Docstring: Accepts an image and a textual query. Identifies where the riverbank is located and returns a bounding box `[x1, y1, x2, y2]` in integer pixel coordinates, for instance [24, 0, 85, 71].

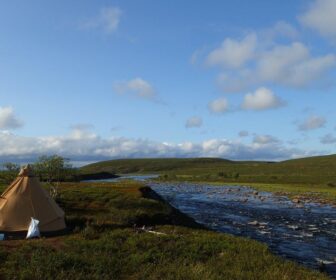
[209, 181, 336, 206]
[232, 182, 336, 206]
[0, 181, 330, 279]
[155, 177, 336, 206]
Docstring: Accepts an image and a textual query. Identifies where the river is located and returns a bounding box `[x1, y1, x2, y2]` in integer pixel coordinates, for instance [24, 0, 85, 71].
[87, 175, 336, 277]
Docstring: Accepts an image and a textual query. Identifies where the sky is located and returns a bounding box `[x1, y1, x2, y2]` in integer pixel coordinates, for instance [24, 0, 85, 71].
[1, 0, 336, 164]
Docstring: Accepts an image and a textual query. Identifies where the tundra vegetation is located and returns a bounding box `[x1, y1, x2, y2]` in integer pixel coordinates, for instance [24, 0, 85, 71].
[0, 181, 330, 279]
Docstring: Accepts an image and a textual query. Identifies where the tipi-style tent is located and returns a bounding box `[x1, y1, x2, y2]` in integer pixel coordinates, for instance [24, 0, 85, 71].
[0, 165, 66, 233]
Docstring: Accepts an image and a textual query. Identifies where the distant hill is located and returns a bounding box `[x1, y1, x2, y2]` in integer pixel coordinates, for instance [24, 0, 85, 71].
[80, 155, 336, 185]
[81, 158, 232, 174]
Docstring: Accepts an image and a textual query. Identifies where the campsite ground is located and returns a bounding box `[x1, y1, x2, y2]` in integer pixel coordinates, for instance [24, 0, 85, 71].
[0, 181, 331, 279]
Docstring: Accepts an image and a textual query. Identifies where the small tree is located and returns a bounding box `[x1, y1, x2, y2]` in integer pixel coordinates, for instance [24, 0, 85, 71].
[2, 162, 20, 172]
[33, 155, 74, 198]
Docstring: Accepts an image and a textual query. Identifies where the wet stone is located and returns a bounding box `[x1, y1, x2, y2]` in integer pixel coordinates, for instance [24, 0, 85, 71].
[248, 220, 259, 226]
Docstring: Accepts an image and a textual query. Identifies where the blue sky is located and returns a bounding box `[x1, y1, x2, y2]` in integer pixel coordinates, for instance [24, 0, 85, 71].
[1, 0, 336, 164]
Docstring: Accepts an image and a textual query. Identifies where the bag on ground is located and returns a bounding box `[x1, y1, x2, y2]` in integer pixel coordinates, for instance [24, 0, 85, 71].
[26, 218, 40, 239]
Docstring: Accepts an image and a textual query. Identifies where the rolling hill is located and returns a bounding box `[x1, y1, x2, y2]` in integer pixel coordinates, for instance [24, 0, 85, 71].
[80, 155, 336, 185]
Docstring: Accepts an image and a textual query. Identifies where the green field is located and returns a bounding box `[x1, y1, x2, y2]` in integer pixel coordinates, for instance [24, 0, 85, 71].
[0, 181, 330, 279]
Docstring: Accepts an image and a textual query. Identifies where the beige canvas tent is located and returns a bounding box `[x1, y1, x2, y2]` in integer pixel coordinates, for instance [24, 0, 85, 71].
[0, 165, 66, 232]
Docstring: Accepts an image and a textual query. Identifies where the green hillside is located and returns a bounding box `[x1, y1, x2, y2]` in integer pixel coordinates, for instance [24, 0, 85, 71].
[80, 155, 336, 185]
[81, 157, 231, 174]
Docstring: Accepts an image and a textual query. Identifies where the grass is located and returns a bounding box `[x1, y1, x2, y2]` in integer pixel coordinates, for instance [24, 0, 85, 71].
[0, 181, 330, 279]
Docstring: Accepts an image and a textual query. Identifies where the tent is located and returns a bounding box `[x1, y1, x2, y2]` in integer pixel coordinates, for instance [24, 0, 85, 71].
[0, 165, 66, 233]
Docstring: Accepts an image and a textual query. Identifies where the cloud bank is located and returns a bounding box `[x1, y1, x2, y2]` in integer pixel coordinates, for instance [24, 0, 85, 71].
[0, 128, 319, 164]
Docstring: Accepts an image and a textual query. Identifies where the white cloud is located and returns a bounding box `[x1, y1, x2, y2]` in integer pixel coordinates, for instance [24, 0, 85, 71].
[0, 107, 23, 130]
[69, 124, 96, 140]
[185, 116, 203, 128]
[320, 133, 336, 144]
[206, 33, 257, 69]
[114, 78, 157, 100]
[253, 134, 280, 145]
[0, 129, 319, 164]
[238, 130, 249, 137]
[208, 98, 229, 114]
[81, 6, 122, 34]
[299, 0, 336, 40]
[298, 115, 326, 131]
[241, 87, 285, 111]
[205, 33, 336, 92]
